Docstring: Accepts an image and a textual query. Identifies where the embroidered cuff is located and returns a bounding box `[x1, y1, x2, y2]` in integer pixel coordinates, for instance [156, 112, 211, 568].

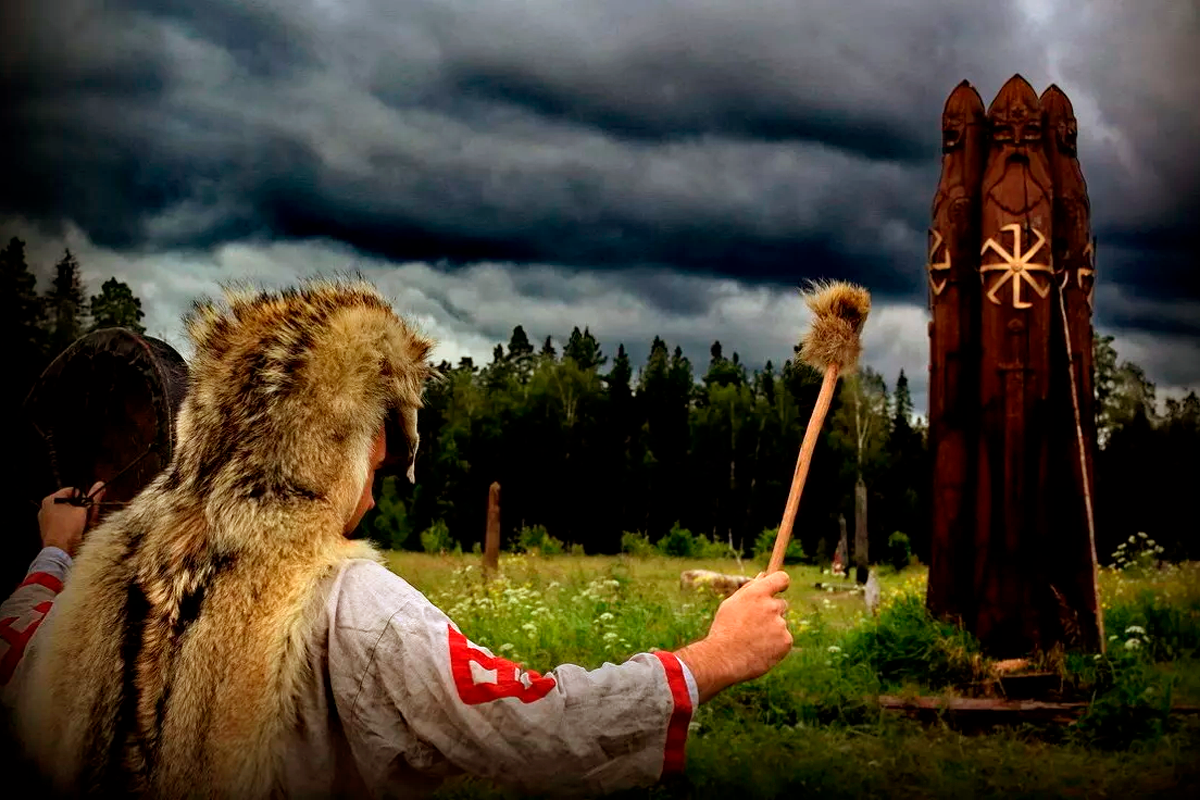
[650, 651, 694, 777]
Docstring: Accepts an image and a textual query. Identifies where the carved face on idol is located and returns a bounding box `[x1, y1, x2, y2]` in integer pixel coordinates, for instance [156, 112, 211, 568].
[941, 81, 984, 154]
[990, 97, 1043, 161]
[1041, 86, 1079, 159]
[942, 115, 964, 152]
[1056, 115, 1078, 157]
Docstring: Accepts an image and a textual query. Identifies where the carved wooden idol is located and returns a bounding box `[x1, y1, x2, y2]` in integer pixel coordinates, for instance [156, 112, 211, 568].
[974, 74, 1057, 654]
[926, 80, 986, 624]
[925, 74, 1103, 657]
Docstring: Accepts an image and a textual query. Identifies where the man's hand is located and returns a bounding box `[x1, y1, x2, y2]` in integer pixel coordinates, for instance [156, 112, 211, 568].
[674, 570, 793, 704]
[38, 483, 105, 558]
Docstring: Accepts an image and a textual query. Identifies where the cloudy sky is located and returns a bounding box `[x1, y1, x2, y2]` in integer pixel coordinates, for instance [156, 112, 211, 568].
[3, 0, 1197, 416]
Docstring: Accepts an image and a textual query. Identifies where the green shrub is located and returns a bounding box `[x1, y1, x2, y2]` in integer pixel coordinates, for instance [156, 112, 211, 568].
[514, 524, 564, 555]
[420, 520, 460, 554]
[656, 522, 699, 557]
[1102, 585, 1200, 661]
[886, 532, 912, 573]
[752, 527, 804, 565]
[812, 536, 830, 566]
[695, 534, 737, 560]
[367, 476, 413, 550]
[568, 543, 586, 556]
[620, 531, 654, 557]
[1068, 629, 1177, 750]
[841, 592, 982, 689]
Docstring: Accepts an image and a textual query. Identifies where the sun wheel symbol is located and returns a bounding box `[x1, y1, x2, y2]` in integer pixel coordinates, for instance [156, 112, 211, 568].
[927, 229, 950, 296]
[980, 223, 1053, 309]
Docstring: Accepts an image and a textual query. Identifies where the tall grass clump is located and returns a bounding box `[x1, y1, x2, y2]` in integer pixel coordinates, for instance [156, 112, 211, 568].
[1067, 624, 1179, 750]
[620, 531, 654, 556]
[840, 592, 982, 689]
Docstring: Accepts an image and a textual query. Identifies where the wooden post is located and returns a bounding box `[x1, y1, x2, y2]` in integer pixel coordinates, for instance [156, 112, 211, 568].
[834, 513, 848, 577]
[854, 477, 869, 584]
[483, 482, 501, 573]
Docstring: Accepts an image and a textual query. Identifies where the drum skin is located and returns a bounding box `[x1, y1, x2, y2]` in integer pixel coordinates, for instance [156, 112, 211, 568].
[6, 329, 187, 594]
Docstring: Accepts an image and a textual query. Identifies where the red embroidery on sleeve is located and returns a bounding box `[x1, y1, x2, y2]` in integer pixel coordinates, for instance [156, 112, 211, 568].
[447, 625, 556, 704]
[651, 651, 693, 776]
[0, 601, 53, 685]
[18, 572, 64, 594]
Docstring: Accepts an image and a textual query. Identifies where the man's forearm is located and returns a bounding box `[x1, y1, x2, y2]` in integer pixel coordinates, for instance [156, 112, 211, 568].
[673, 639, 736, 705]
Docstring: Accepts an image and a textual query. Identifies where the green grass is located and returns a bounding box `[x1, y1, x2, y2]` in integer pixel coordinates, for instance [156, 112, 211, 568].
[382, 552, 1200, 798]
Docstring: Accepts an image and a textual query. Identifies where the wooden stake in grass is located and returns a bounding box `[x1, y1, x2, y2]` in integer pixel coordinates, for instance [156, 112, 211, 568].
[768, 281, 872, 574]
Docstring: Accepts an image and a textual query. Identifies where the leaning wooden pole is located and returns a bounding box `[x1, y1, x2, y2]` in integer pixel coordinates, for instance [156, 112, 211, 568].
[1042, 84, 1104, 652]
[769, 281, 871, 575]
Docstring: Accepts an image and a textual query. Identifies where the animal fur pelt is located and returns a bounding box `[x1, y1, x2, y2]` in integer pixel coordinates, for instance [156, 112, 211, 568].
[14, 279, 435, 798]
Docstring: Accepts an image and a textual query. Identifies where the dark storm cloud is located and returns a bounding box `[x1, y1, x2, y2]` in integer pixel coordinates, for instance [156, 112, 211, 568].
[1, 0, 1196, 345]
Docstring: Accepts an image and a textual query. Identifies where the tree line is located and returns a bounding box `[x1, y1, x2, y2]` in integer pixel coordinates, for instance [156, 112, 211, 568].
[2, 237, 146, 420]
[366, 322, 1199, 567]
[2, 235, 1195, 565]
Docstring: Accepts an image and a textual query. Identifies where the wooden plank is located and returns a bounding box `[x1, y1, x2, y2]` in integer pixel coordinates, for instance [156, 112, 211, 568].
[878, 696, 1200, 727]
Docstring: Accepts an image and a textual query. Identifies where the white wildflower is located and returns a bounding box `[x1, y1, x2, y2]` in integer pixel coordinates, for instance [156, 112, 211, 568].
[827, 646, 842, 654]
[1125, 625, 1145, 635]
[603, 632, 619, 642]
[1124, 638, 1141, 650]
[597, 612, 614, 622]
[499, 643, 515, 652]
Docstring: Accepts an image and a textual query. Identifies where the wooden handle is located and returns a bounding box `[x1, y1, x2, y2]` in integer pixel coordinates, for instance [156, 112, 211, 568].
[768, 363, 840, 574]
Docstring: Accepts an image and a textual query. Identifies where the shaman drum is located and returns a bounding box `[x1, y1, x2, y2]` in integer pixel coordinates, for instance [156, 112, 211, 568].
[6, 329, 188, 594]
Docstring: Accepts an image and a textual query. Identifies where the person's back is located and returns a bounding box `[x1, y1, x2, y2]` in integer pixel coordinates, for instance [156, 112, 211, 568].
[2, 279, 792, 798]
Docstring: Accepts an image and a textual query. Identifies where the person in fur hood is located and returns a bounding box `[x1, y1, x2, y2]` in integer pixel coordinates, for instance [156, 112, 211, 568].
[0, 279, 792, 799]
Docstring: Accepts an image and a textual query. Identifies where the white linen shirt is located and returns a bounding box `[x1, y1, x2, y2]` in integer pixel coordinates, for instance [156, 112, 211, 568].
[1, 551, 698, 798]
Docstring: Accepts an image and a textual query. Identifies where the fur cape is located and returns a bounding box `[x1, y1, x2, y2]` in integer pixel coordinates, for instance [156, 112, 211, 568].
[15, 280, 435, 798]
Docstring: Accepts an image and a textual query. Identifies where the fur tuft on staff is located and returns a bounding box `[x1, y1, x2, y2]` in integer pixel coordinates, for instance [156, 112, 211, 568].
[798, 280, 872, 373]
[768, 280, 872, 575]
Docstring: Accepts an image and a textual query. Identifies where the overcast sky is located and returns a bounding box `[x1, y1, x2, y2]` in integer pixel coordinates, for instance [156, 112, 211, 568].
[3, 0, 1197, 417]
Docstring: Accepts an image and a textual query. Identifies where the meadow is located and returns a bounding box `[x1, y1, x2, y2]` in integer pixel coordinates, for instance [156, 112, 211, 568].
[381, 547, 1200, 799]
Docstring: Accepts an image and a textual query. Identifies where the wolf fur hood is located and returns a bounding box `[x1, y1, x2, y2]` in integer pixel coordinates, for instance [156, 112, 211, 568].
[16, 280, 435, 798]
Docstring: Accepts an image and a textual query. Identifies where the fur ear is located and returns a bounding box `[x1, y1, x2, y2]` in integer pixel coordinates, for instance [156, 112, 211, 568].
[170, 277, 438, 533]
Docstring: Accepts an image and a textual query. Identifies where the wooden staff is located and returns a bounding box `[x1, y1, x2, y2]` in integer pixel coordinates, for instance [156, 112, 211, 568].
[768, 281, 872, 574]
